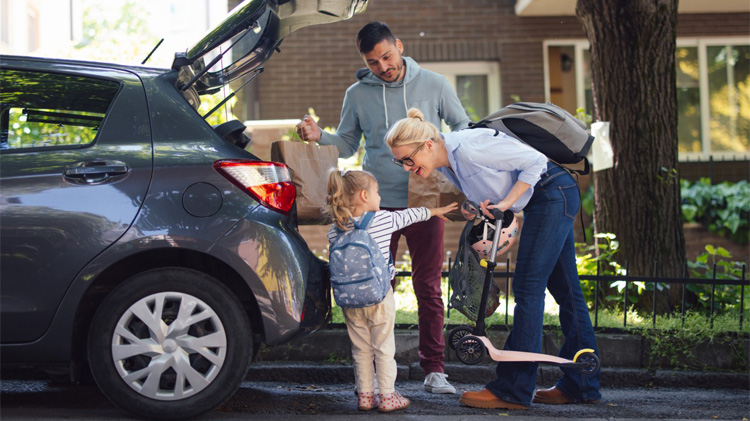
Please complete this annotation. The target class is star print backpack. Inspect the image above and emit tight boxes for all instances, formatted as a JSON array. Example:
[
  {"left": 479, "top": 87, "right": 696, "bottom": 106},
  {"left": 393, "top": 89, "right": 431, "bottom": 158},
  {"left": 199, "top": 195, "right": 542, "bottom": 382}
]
[{"left": 329, "top": 212, "right": 391, "bottom": 308}]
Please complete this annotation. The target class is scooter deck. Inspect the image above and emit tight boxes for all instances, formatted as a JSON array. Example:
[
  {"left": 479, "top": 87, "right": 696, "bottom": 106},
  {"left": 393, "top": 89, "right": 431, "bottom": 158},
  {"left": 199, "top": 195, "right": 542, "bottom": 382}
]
[{"left": 475, "top": 336, "right": 574, "bottom": 365}]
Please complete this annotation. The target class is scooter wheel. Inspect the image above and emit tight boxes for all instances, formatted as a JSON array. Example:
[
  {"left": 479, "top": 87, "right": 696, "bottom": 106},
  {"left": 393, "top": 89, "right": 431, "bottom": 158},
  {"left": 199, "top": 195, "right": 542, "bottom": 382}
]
[
  {"left": 573, "top": 351, "right": 600, "bottom": 375},
  {"left": 455, "top": 336, "right": 485, "bottom": 365},
  {"left": 448, "top": 326, "right": 473, "bottom": 350}
]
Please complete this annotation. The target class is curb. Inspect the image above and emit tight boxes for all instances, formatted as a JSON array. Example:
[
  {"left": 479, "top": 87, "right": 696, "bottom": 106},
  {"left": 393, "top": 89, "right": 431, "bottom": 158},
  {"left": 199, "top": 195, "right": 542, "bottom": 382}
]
[{"left": 246, "top": 361, "right": 750, "bottom": 390}]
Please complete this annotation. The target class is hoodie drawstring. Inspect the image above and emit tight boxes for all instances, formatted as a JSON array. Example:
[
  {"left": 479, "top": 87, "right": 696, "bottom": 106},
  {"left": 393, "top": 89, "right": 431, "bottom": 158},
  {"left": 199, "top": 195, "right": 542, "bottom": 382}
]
[
  {"left": 382, "top": 83, "right": 409, "bottom": 130},
  {"left": 402, "top": 86, "right": 408, "bottom": 118},
  {"left": 382, "top": 85, "right": 389, "bottom": 129}
]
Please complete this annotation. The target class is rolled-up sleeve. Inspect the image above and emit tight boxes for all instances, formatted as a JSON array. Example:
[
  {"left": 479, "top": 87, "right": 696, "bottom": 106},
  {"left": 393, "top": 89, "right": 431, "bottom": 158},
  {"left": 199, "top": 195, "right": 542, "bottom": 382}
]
[{"left": 517, "top": 152, "right": 549, "bottom": 186}]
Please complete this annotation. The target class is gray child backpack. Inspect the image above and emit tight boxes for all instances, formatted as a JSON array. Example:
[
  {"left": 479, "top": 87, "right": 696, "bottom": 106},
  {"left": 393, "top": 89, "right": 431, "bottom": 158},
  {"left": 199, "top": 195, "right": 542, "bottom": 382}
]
[{"left": 329, "top": 212, "right": 391, "bottom": 308}]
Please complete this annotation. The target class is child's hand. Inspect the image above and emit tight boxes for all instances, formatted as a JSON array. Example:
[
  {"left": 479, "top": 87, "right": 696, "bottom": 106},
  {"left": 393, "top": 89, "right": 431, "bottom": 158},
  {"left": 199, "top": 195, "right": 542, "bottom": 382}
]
[{"left": 429, "top": 202, "right": 459, "bottom": 221}]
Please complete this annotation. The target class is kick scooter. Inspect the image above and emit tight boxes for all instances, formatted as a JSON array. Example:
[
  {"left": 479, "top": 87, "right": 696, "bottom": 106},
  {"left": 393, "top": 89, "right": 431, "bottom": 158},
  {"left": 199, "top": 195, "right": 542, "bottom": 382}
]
[{"left": 451, "top": 206, "right": 601, "bottom": 375}]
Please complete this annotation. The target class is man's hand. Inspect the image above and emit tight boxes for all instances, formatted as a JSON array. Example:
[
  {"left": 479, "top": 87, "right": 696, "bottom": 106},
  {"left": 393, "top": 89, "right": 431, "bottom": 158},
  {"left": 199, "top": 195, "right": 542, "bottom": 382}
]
[{"left": 295, "top": 115, "right": 322, "bottom": 142}]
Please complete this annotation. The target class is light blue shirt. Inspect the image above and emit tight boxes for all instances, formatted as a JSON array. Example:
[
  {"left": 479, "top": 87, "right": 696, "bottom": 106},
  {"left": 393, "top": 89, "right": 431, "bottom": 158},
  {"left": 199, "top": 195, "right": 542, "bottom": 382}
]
[{"left": 438, "top": 128, "right": 549, "bottom": 213}]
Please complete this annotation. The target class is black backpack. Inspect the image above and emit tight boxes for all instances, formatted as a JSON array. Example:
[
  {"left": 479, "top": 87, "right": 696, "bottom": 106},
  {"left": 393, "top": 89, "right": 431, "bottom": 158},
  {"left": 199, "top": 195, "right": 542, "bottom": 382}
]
[{"left": 468, "top": 102, "right": 594, "bottom": 175}]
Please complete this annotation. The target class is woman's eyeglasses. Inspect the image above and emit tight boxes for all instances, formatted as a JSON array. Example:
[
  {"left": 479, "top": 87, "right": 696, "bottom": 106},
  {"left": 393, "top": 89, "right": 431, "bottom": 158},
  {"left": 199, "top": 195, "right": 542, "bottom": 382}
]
[{"left": 392, "top": 142, "right": 426, "bottom": 167}]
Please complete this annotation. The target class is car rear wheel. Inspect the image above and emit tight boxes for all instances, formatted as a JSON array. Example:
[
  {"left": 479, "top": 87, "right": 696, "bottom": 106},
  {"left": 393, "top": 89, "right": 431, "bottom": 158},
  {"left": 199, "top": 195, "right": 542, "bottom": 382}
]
[{"left": 87, "top": 268, "right": 252, "bottom": 420}]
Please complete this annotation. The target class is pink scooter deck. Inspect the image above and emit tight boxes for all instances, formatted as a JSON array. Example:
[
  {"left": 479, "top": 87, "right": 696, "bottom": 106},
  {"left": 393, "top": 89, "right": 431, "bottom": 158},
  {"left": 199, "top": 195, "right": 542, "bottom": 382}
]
[{"left": 475, "top": 336, "right": 573, "bottom": 365}]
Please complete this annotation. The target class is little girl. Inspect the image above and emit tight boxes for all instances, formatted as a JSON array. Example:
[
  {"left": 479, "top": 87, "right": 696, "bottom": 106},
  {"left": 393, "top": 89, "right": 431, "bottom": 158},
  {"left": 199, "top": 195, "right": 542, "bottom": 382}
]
[{"left": 326, "top": 169, "right": 457, "bottom": 412}]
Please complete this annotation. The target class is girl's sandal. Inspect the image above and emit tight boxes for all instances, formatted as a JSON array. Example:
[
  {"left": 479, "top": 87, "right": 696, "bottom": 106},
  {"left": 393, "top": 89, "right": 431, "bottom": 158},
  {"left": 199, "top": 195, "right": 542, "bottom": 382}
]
[
  {"left": 378, "top": 391, "right": 410, "bottom": 412},
  {"left": 357, "top": 391, "right": 380, "bottom": 411}
]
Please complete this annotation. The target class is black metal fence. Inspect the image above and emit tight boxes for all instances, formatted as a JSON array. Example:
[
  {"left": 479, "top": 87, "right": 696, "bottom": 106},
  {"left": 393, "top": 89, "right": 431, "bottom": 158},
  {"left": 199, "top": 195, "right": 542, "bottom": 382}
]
[
  {"left": 394, "top": 260, "right": 749, "bottom": 332},
  {"left": 678, "top": 155, "right": 749, "bottom": 184}
]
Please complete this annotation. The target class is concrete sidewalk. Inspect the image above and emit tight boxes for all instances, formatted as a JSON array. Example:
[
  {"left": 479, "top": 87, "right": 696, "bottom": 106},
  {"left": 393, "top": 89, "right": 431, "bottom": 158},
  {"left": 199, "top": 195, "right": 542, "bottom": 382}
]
[
  {"left": 246, "top": 361, "right": 750, "bottom": 389},
  {"left": 251, "top": 328, "right": 749, "bottom": 390}
]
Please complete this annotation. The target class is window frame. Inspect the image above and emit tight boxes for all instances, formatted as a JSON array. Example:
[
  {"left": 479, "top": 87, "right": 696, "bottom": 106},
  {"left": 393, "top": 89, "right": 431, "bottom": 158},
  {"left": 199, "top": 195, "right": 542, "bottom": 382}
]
[
  {"left": 543, "top": 37, "right": 750, "bottom": 161},
  {"left": 419, "top": 61, "right": 501, "bottom": 122}
]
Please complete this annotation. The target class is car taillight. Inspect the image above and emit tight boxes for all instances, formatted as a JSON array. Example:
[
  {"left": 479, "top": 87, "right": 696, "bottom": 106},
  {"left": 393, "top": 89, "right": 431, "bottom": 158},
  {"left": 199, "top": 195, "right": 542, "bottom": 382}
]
[{"left": 214, "top": 160, "right": 296, "bottom": 214}]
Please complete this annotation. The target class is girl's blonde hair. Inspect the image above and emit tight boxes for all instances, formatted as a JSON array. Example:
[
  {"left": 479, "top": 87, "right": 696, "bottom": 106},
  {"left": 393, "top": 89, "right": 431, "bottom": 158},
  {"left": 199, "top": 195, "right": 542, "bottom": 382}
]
[
  {"left": 385, "top": 107, "right": 441, "bottom": 148},
  {"left": 326, "top": 169, "right": 376, "bottom": 230}
]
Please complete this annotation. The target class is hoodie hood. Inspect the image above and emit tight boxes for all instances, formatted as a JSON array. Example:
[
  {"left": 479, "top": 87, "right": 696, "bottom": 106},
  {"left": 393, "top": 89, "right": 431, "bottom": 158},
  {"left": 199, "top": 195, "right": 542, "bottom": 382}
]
[{"left": 355, "top": 56, "right": 420, "bottom": 129}]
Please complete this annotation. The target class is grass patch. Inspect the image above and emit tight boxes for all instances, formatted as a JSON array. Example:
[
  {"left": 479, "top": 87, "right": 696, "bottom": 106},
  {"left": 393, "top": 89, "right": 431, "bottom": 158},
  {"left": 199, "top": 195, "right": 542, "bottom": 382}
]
[{"left": 330, "top": 277, "right": 750, "bottom": 336}]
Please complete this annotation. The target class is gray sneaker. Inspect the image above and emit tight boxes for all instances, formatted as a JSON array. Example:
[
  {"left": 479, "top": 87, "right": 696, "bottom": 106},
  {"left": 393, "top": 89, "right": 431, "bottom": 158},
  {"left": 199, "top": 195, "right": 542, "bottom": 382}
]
[{"left": 424, "top": 372, "right": 457, "bottom": 394}]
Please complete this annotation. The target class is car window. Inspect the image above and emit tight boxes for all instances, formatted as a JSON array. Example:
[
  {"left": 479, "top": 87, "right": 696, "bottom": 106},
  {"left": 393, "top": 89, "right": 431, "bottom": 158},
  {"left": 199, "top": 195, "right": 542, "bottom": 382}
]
[{"left": 0, "top": 69, "right": 120, "bottom": 150}]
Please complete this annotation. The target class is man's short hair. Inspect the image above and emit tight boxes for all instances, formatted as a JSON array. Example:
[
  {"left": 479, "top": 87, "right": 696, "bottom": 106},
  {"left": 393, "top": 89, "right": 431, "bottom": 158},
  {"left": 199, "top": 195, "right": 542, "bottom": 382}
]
[{"left": 356, "top": 22, "right": 397, "bottom": 54}]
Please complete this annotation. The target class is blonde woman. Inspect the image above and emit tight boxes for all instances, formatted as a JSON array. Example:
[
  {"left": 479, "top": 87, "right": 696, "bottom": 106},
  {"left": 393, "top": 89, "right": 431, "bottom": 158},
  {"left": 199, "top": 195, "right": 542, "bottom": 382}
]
[
  {"left": 385, "top": 109, "right": 602, "bottom": 409},
  {"left": 325, "top": 169, "right": 457, "bottom": 412}
]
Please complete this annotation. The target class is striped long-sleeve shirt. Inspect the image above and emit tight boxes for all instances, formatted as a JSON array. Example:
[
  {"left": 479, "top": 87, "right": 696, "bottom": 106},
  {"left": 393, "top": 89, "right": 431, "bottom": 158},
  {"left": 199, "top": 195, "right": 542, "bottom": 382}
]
[{"left": 327, "top": 208, "right": 432, "bottom": 279}]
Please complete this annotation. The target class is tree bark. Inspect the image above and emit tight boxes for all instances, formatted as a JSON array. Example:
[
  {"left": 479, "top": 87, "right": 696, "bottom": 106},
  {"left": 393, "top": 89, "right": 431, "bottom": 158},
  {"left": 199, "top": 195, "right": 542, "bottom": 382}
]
[{"left": 576, "top": 0, "right": 686, "bottom": 313}]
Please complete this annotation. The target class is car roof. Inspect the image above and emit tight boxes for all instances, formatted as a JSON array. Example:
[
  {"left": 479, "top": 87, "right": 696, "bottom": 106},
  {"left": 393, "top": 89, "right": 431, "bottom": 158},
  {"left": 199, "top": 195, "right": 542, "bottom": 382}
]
[{"left": 0, "top": 54, "right": 170, "bottom": 79}]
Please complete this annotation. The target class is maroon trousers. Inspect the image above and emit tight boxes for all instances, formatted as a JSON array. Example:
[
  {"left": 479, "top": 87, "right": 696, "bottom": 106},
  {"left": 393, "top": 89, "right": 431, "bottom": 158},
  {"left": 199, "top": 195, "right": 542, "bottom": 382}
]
[{"left": 383, "top": 207, "right": 446, "bottom": 374}]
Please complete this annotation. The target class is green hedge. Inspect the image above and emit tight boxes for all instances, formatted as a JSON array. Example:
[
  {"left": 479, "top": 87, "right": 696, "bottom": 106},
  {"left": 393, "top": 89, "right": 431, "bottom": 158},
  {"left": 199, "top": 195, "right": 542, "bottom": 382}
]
[{"left": 681, "top": 178, "right": 749, "bottom": 244}]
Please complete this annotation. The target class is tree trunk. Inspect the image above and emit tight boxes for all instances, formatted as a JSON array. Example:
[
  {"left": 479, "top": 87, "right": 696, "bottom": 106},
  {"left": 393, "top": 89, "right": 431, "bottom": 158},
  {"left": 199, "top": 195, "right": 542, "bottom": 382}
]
[{"left": 576, "top": 0, "right": 686, "bottom": 313}]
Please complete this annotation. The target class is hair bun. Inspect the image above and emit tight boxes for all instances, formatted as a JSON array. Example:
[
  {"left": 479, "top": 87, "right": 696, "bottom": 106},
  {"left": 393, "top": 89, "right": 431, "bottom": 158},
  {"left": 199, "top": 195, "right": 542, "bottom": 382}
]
[{"left": 407, "top": 107, "right": 424, "bottom": 121}]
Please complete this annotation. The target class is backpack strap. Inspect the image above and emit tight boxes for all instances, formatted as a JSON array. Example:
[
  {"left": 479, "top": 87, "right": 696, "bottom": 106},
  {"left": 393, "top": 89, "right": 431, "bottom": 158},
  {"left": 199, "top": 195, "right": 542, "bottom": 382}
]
[
  {"left": 354, "top": 211, "right": 376, "bottom": 230},
  {"left": 546, "top": 162, "right": 588, "bottom": 243},
  {"left": 354, "top": 212, "right": 394, "bottom": 267}
]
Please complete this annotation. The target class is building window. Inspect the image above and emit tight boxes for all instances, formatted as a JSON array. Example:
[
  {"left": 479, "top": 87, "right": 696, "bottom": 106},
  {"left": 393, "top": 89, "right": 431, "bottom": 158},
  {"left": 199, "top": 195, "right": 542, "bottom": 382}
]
[
  {"left": 704, "top": 44, "right": 749, "bottom": 155},
  {"left": 545, "top": 38, "right": 749, "bottom": 159},
  {"left": 420, "top": 61, "right": 501, "bottom": 123}
]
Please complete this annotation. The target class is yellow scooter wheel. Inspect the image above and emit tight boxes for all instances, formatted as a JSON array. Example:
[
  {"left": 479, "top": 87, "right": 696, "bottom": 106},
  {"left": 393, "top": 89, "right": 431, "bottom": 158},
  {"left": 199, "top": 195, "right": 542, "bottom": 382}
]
[
  {"left": 572, "top": 348, "right": 600, "bottom": 375},
  {"left": 573, "top": 348, "right": 595, "bottom": 362}
]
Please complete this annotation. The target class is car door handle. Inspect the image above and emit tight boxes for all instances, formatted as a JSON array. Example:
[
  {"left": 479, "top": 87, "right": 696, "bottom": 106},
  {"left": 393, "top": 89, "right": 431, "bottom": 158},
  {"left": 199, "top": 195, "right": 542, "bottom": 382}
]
[{"left": 63, "top": 160, "right": 130, "bottom": 184}]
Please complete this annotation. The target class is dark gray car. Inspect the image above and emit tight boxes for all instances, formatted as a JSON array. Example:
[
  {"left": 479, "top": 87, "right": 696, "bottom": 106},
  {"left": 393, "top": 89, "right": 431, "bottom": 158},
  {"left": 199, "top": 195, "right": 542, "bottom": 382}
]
[{"left": 0, "top": 0, "right": 367, "bottom": 419}]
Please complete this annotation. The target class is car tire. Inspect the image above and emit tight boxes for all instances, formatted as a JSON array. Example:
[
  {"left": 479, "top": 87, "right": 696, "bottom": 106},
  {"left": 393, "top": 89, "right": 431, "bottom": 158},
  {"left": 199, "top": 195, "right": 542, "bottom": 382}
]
[{"left": 87, "top": 268, "right": 252, "bottom": 420}]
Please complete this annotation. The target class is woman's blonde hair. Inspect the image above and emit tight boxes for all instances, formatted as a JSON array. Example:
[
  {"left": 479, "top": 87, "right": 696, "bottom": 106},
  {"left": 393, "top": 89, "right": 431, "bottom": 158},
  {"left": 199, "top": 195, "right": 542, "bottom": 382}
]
[
  {"left": 385, "top": 107, "right": 441, "bottom": 148},
  {"left": 326, "top": 169, "right": 376, "bottom": 230}
]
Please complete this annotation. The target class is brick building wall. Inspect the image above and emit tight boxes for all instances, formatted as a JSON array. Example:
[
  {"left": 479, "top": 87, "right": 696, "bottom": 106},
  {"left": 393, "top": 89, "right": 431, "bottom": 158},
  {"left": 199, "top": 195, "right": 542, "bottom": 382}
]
[
  {"left": 249, "top": 0, "right": 583, "bottom": 125},
  {"left": 238, "top": 0, "right": 748, "bottom": 127}
]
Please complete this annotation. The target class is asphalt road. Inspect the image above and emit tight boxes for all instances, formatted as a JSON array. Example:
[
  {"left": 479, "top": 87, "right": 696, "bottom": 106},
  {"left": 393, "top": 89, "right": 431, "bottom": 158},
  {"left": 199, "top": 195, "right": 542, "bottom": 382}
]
[{"left": 1, "top": 377, "right": 748, "bottom": 420}]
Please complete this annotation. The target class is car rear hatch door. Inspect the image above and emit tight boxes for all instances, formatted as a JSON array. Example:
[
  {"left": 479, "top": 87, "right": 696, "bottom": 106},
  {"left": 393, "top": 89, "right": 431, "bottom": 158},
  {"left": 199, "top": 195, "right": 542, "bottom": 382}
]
[{"left": 173, "top": 0, "right": 368, "bottom": 95}]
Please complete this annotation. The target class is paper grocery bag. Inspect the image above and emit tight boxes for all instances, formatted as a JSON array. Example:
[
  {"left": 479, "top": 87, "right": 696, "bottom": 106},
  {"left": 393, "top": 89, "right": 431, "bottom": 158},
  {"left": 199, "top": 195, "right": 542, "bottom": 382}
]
[
  {"left": 271, "top": 141, "right": 339, "bottom": 225},
  {"left": 407, "top": 170, "right": 466, "bottom": 221}
]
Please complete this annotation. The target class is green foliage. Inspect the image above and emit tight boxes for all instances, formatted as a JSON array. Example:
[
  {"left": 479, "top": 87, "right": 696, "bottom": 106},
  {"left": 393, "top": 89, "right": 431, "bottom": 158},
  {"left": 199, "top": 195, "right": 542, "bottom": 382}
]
[
  {"left": 686, "top": 245, "right": 748, "bottom": 313},
  {"left": 198, "top": 89, "right": 238, "bottom": 127},
  {"left": 575, "top": 107, "right": 593, "bottom": 128},
  {"left": 681, "top": 178, "right": 750, "bottom": 243},
  {"left": 657, "top": 166, "right": 679, "bottom": 185},
  {"left": 576, "top": 233, "right": 638, "bottom": 309},
  {"left": 639, "top": 311, "right": 748, "bottom": 371},
  {"left": 73, "top": 0, "right": 153, "bottom": 64},
  {"left": 579, "top": 183, "right": 595, "bottom": 242}
]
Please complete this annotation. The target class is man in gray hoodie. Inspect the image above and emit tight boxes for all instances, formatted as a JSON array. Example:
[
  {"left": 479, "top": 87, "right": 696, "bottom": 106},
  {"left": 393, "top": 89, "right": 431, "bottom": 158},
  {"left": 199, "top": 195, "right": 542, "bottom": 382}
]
[{"left": 296, "top": 21, "right": 470, "bottom": 394}]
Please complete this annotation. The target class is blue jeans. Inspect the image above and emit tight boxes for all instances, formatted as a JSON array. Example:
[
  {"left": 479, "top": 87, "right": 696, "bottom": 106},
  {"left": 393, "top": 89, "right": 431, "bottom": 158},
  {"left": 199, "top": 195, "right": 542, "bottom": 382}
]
[{"left": 485, "top": 162, "right": 601, "bottom": 405}]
